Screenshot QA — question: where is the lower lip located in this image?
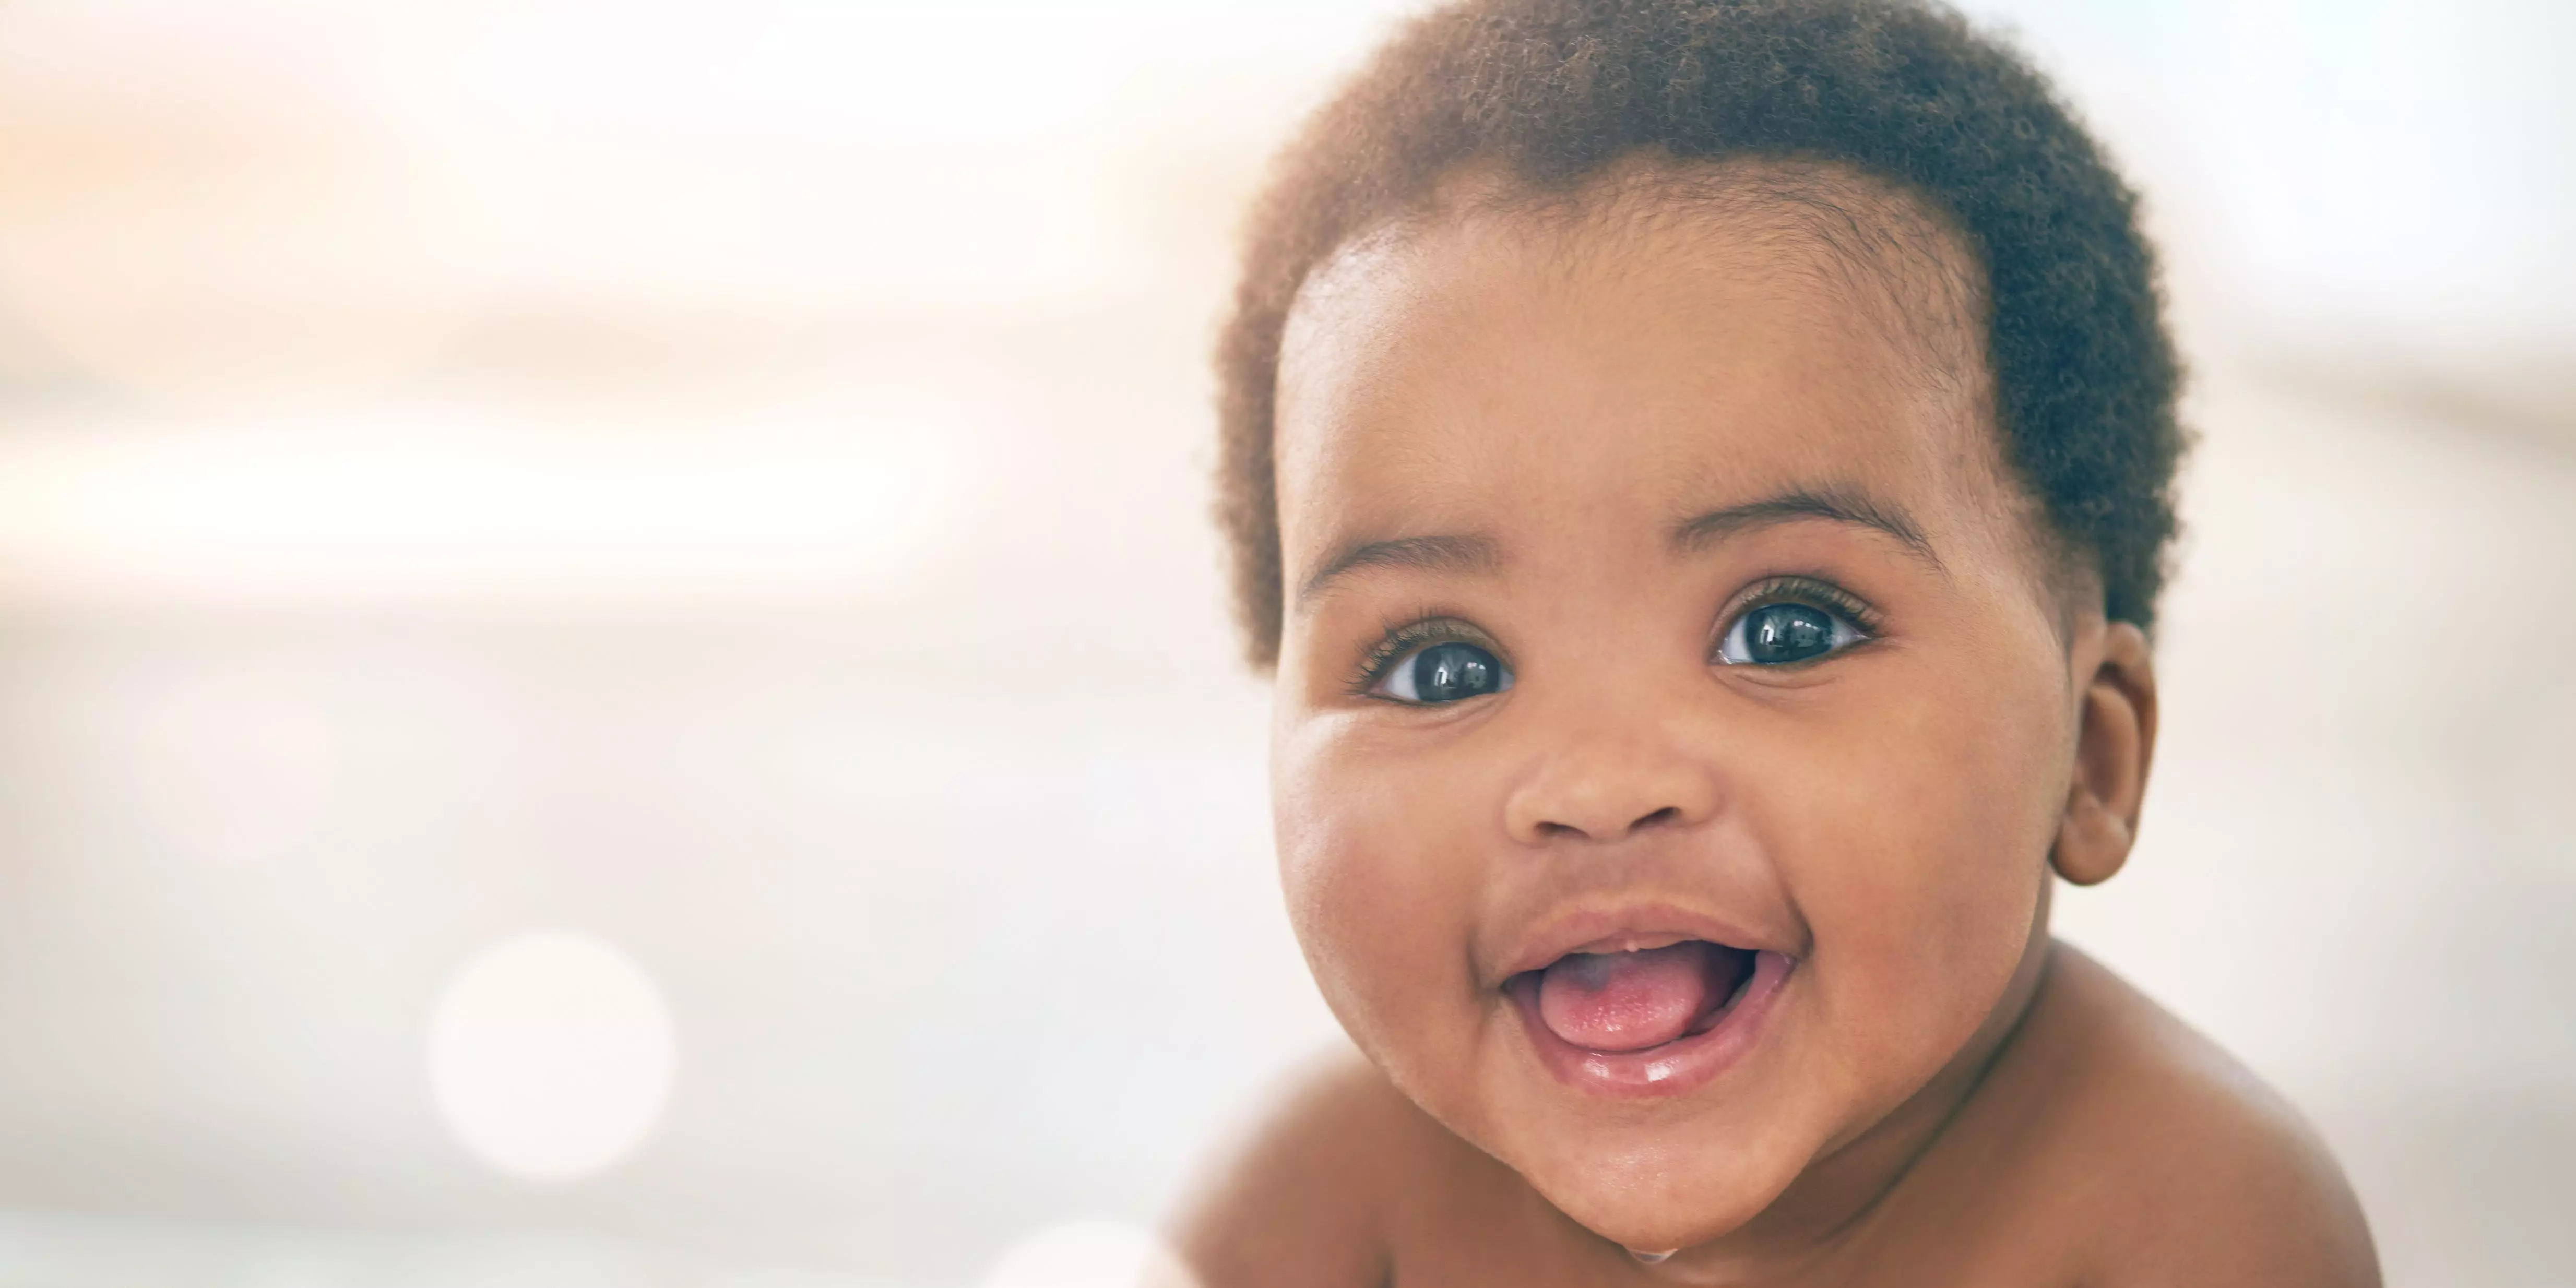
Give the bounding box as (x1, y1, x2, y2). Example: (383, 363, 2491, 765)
(1507, 949, 1796, 1099)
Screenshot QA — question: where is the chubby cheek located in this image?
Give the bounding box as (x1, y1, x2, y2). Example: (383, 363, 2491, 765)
(1783, 660, 2064, 1113)
(1272, 714, 1485, 1081)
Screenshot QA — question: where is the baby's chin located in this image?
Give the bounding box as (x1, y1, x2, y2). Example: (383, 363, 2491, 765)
(1493, 1114, 1818, 1255)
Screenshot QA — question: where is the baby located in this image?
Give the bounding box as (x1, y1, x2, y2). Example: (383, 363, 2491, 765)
(1173, 0, 2379, 1283)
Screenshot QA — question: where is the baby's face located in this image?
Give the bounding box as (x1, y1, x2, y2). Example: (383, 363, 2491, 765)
(1268, 190, 2090, 1251)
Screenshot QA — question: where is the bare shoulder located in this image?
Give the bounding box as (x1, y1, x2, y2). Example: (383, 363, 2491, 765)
(1981, 943, 2381, 1287)
(1168, 1046, 1454, 1288)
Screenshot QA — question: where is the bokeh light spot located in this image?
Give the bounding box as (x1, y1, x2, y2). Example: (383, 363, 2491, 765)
(426, 930, 675, 1183)
(979, 1220, 1198, 1288)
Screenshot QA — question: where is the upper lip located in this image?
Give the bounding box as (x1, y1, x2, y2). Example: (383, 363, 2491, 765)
(1488, 901, 1794, 988)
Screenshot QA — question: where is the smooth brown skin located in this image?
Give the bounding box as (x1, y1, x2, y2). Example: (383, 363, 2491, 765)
(1176, 170, 2377, 1286)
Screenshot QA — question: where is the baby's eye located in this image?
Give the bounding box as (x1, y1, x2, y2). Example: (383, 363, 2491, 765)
(1716, 601, 1867, 666)
(1375, 640, 1512, 705)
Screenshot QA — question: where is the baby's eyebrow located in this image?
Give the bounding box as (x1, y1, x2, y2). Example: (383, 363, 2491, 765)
(1296, 532, 1502, 609)
(1671, 485, 1945, 571)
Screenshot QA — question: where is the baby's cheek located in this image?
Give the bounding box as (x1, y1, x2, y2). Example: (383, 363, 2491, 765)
(1783, 677, 2058, 1085)
(1273, 731, 1483, 1064)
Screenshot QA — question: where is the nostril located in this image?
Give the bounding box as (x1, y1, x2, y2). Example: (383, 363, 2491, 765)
(1630, 806, 1682, 833)
(1530, 807, 1683, 842)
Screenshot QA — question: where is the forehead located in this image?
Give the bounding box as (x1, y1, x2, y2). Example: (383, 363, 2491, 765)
(1272, 175, 2008, 573)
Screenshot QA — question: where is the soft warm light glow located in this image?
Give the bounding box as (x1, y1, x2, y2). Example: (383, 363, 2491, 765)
(429, 1, 1132, 304)
(0, 411, 954, 603)
(0, 2, 480, 400)
(426, 931, 677, 1183)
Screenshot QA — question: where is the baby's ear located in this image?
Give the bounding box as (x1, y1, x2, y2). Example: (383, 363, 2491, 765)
(2050, 621, 2157, 887)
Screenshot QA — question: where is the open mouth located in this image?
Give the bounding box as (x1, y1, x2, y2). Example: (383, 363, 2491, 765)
(1503, 937, 1791, 1095)
(1509, 939, 1755, 1052)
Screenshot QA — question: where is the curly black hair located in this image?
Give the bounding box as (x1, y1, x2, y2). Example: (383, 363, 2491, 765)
(1215, 0, 2184, 666)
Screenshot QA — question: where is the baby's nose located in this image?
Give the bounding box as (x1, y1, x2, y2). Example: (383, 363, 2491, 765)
(1500, 732, 1720, 844)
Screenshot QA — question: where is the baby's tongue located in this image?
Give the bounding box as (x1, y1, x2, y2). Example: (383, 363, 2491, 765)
(1535, 941, 1716, 1053)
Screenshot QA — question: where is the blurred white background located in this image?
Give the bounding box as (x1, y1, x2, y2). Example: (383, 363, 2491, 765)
(0, 2, 2567, 1285)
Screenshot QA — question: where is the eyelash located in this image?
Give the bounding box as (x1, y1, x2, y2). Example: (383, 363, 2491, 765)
(1713, 575, 1882, 656)
(1348, 614, 1498, 697)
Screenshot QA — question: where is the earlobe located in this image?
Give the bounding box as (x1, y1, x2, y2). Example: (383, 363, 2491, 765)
(2051, 792, 2130, 887)
(2050, 621, 2157, 887)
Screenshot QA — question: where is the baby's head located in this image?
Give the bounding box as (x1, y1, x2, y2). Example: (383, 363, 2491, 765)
(1215, 0, 2178, 1256)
